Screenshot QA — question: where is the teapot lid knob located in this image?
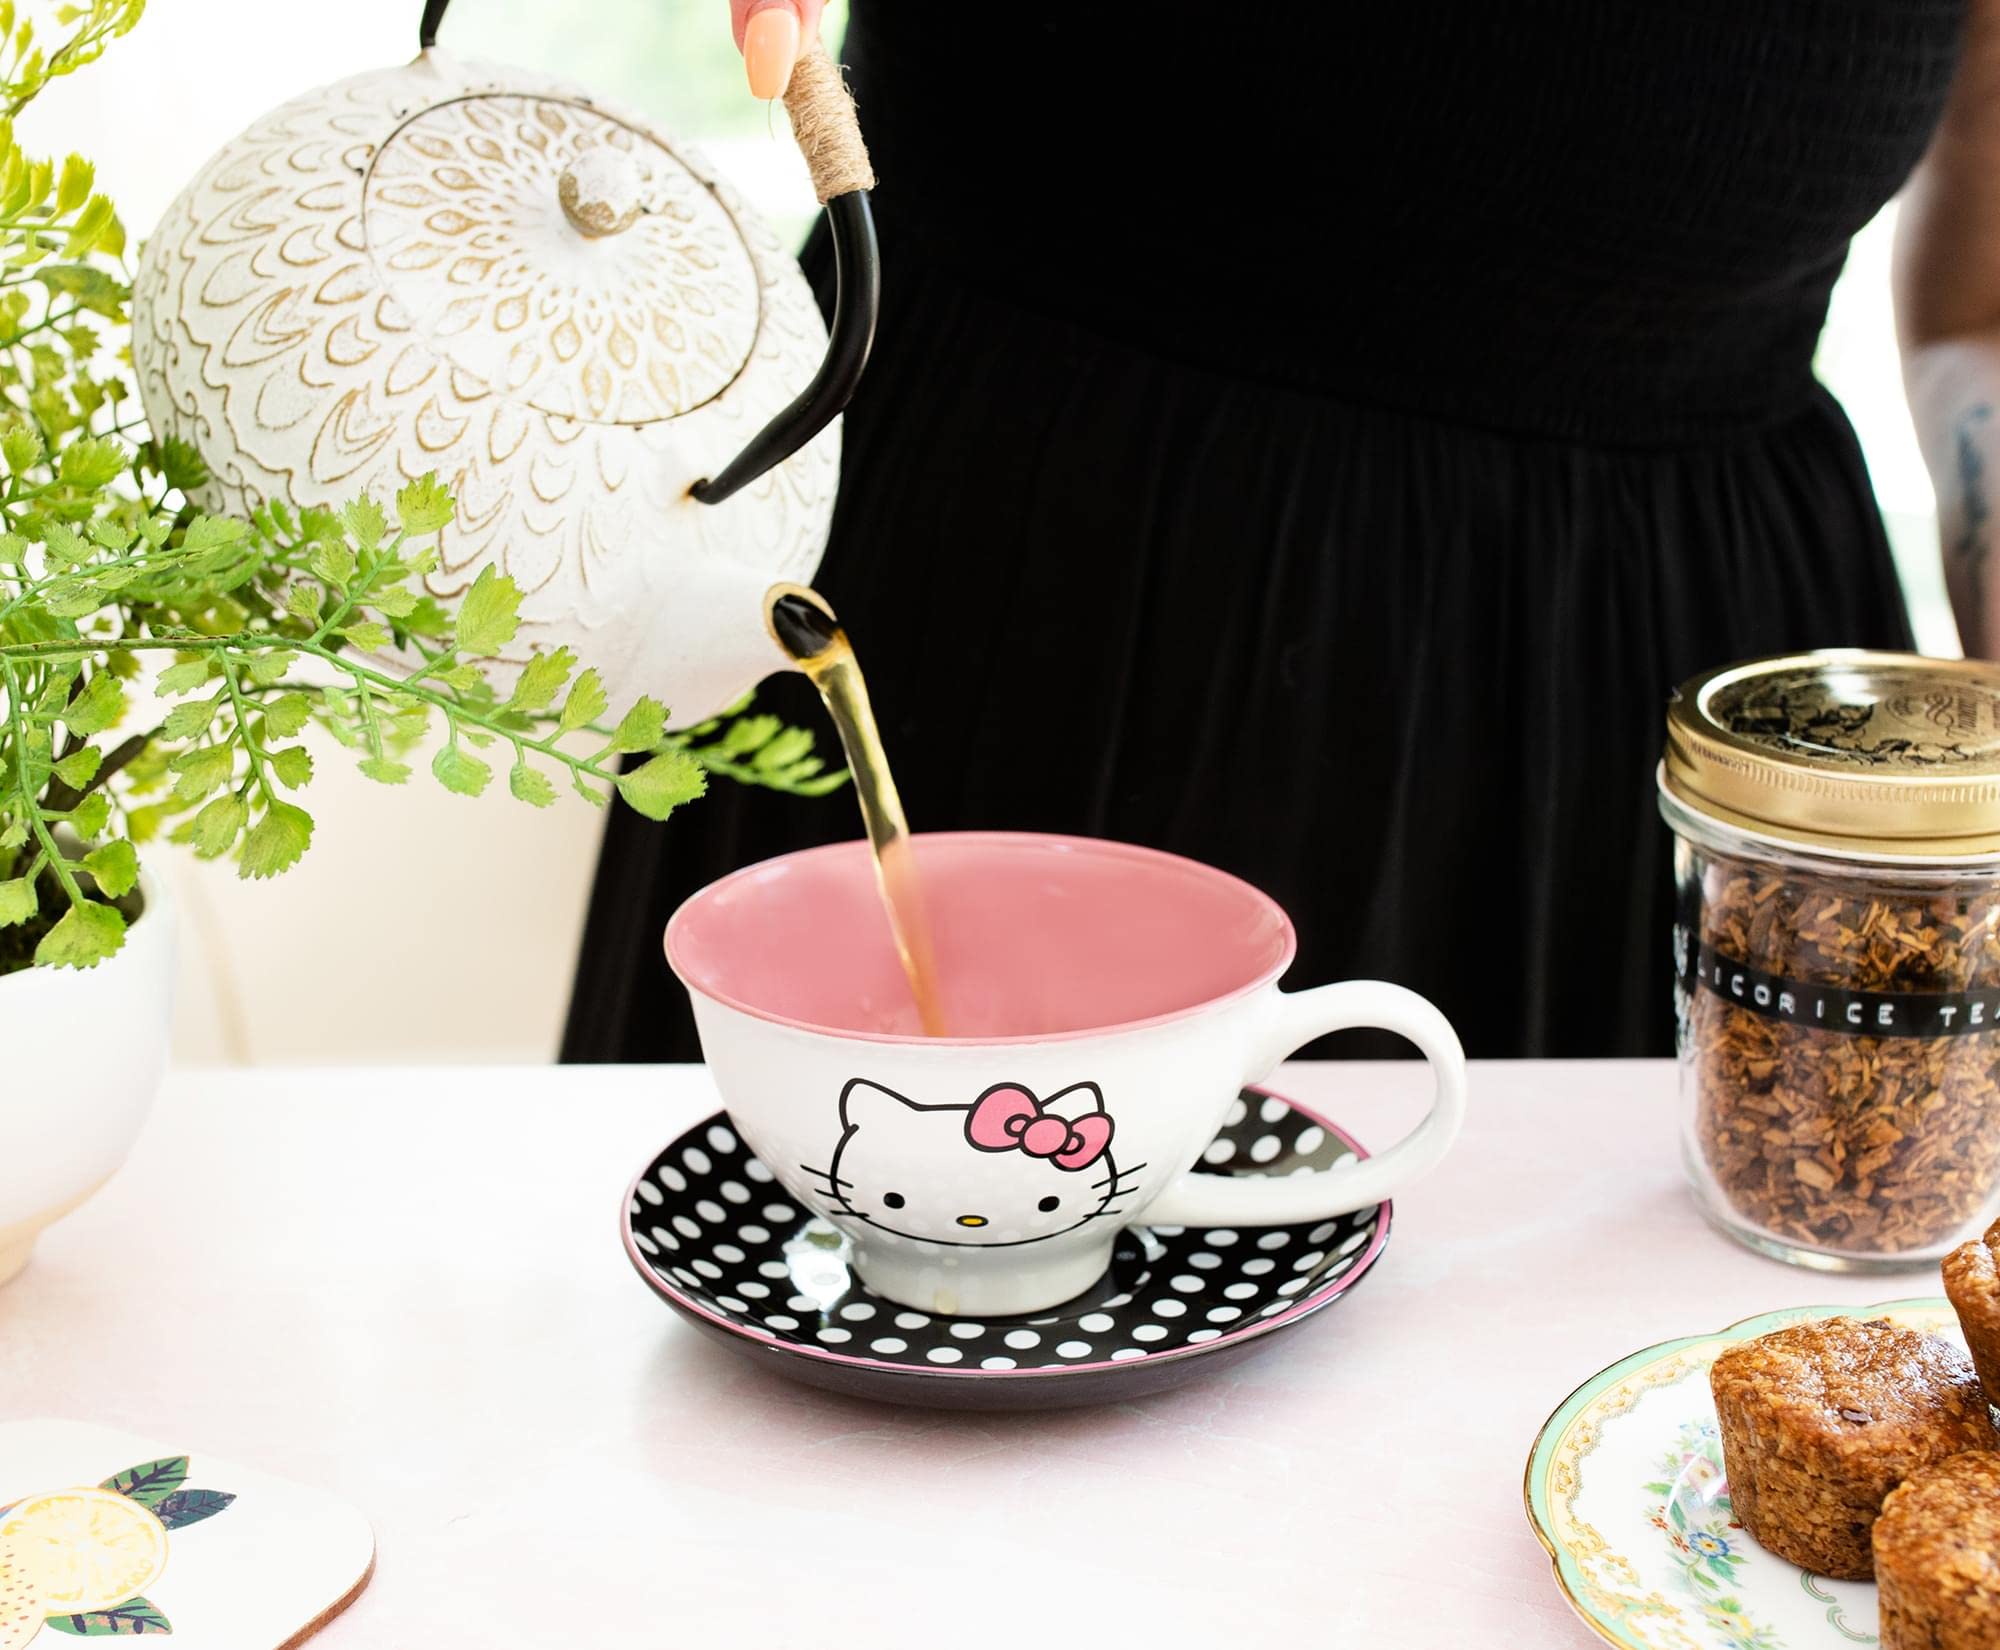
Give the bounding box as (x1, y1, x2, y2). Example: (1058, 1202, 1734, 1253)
(557, 146, 645, 239)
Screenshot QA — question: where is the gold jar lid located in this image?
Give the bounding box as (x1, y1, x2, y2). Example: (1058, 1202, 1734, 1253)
(1663, 651, 2000, 858)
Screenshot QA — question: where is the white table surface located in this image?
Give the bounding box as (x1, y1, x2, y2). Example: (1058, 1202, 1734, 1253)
(0, 1061, 1944, 1647)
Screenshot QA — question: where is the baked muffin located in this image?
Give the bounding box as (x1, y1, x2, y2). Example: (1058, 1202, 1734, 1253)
(1874, 1451, 2000, 1650)
(1709, 1316, 1996, 1579)
(1944, 1219, 2000, 1408)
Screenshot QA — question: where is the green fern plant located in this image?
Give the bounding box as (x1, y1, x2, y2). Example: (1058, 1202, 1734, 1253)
(0, 0, 841, 975)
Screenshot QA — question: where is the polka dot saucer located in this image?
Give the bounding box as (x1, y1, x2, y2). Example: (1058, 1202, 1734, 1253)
(620, 1086, 1390, 1409)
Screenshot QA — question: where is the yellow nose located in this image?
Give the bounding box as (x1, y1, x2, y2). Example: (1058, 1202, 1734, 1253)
(956, 1215, 988, 1228)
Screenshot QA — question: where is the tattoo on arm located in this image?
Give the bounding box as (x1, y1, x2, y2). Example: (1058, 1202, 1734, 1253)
(1953, 403, 1995, 594)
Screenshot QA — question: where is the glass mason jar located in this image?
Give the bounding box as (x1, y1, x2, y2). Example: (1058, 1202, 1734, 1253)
(1661, 651, 2000, 1270)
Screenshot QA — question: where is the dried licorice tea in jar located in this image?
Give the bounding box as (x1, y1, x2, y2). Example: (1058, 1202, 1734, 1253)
(1660, 651, 2000, 1270)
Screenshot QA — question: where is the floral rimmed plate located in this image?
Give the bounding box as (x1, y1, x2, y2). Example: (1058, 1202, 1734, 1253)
(621, 1086, 1389, 1410)
(1524, 1299, 1960, 1650)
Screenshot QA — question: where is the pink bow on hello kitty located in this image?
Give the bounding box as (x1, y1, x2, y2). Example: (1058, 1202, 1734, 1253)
(965, 1084, 1114, 1171)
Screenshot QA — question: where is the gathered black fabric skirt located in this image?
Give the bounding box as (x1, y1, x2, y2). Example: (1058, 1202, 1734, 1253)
(561, 234, 1915, 1065)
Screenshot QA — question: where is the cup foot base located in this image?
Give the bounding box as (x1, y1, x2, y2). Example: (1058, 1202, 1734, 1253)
(850, 1239, 1118, 1318)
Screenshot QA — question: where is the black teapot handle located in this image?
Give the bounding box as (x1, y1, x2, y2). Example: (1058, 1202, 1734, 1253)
(692, 43, 879, 506)
(418, 2, 877, 509)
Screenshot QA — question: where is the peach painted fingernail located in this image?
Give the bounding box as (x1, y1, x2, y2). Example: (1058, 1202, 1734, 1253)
(744, 7, 801, 100)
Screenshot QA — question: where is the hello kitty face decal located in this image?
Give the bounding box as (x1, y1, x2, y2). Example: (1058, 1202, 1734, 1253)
(802, 1080, 1146, 1248)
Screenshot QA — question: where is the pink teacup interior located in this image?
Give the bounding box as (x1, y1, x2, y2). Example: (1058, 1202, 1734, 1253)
(666, 832, 1295, 1040)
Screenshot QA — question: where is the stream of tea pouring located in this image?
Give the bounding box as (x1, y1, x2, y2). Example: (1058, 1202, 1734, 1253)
(764, 584, 949, 1036)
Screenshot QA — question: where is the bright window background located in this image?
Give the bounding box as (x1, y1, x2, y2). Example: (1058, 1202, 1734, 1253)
(19, 2, 1948, 1062)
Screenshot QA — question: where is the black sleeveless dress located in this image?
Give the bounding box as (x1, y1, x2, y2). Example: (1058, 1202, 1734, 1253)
(563, 2, 1966, 1063)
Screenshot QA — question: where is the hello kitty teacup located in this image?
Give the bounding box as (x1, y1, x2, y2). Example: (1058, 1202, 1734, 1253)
(665, 832, 1466, 1316)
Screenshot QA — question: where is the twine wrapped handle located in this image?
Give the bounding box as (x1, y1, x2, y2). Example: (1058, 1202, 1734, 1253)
(783, 40, 876, 202)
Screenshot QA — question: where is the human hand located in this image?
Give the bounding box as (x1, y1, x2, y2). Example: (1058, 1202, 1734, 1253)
(729, 1, 828, 100)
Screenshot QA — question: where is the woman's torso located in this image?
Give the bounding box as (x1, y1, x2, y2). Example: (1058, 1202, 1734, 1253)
(841, 0, 1966, 443)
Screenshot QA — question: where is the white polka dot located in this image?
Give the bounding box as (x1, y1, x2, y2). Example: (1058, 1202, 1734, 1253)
(737, 1224, 771, 1244)
(871, 1337, 907, 1354)
(1055, 1340, 1093, 1359)
(672, 1268, 699, 1287)
(716, 1296, 747, 1313)
(1292, 1250, 1326, 1272)
(632, 1230, 659, 1255)
(744, 1159, 774, 1183)
(720, 1180, 752, 1205)
(1170, 1274, 1203, 1292)
(1004, 1330, 1041, 1349)
(788, 1295, 818, 1312)
(895, 1311, 931, 1329)
(738, 1280, 770, 1298)
(1078, 1313, 1116, 1332)
(1132, 1324, 1169, 1342)
(1207, 1306, 1242, 1323)
(1189, 1251, 1222, 1270)
(1242, 1257, 1276, 1275)
(1339, 1230, 1370, 1255)
(1330, 1150, 1356, 1169)
(692, 1259, 723, 1279)
(1153, 1299, 1188, 1317)
(649, 1225, 679, 1252)
(1278, 1277, 1311, 1296)
(1203, 1229, 1240, 1246)
(1259, 1096, 1289, 1124)
(1256, 1231, 1290, 1250)
(1260, 1302, 1287, 1317)
(981, 1356, 1018, 1370)
(713, 1243, 746, 1264)
(1308, 1222, 1340, 1244)
(816, 1326, 851, 1344)
(635, 1179, 663, 1206)
(949, 1322, 986, 1339)
(1224, 1098, 1249, 1126)
(1293, 1126, 1326, 1155)
(926, 1347, 964, 1365)
(1110, 1348, 1147, 1361)
(707, 1124, 738, 1154)
(1101, 1294, 1132, 1309)
(1149, 1226, 1185, 1238)
(1224, 1282, 1258, 1300)
(1187, 1327, 1223, 1343)
(696, 1199, 727, 1223)
(839, 1302, 876, 1321)
(683, 1146, 712, 1174)
(762, 1203, 796, 1223)
(1202, 1138, 1237, 1164)
(765, 1314, 798, 1330)
(657, 1164, 687, 1193)
(758, 1260, 790, 1279)
(1249, 1135, 1283, 1164)
(672, 1215, 702, 1239)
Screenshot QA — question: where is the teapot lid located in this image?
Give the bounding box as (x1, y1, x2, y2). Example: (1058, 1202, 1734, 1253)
(362, 77, 760, 424)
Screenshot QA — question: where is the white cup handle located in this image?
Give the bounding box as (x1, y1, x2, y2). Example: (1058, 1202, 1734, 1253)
(1140, 981, 1467, 1226)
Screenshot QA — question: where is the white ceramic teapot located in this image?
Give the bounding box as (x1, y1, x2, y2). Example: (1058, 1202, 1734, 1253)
(132, 2, 877, 722)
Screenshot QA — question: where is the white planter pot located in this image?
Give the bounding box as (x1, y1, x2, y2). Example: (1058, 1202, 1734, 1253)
(0, 872, 175, 1284)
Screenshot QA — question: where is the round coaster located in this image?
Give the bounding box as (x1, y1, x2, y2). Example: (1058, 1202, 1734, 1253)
(623, 1087, 1390, 1410)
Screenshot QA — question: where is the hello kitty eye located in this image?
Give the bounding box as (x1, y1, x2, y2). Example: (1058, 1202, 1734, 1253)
(1038, 1195, 1060, 1212)
(883, 1192, 906, 1209)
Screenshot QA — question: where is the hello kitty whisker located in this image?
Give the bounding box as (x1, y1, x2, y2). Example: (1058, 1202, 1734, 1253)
(1092, 1162, 1147, 1189)
(798, 1164, 852, 1189)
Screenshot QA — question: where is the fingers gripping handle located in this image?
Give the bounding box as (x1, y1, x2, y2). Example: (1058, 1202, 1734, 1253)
(1141, 982, 1468, 1227)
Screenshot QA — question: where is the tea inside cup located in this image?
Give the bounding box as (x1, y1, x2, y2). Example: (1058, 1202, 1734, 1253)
(666, 830, 1294, 1041)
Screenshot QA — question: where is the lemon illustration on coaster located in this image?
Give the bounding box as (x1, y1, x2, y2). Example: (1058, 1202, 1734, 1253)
(0, 1487, 169, 1622)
